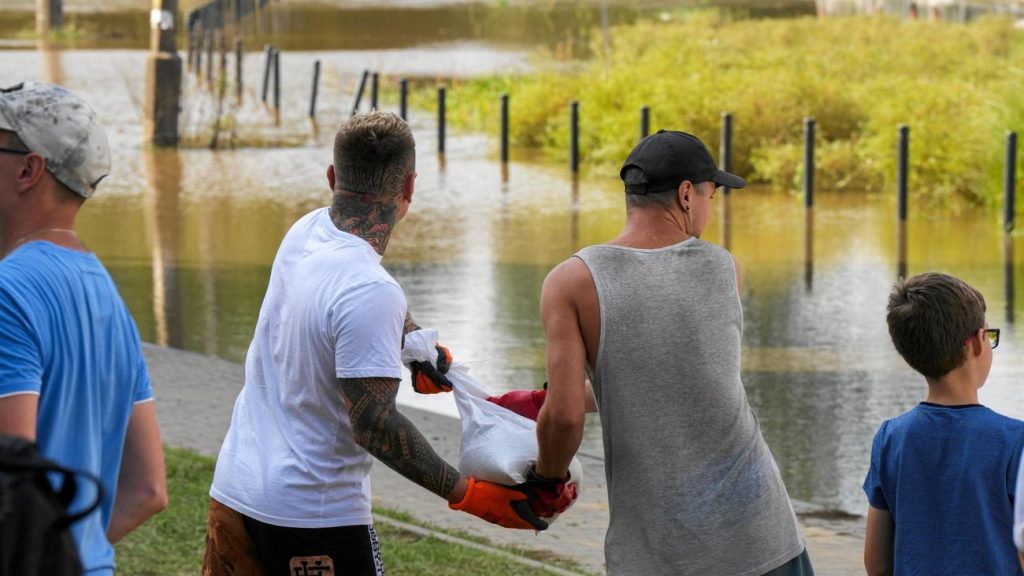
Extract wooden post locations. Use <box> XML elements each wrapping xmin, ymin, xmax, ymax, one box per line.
<box><xmin>804</xmin><ymin>118</ymin><xmax>815</xmax><ymax>208</ymax></box>
<box><xmin>234</xmin><ymin>37</ymin><xmax>243</xmax><ymax>104</ymax></box>
<box><xmin>36</xmin><ymin>0</ymin><xmax>63</xmax><ymax>35</ymax></box>
<box><xmin>260</xmin><ymin>44</ymin><xmax>272</xmax><ymax>103</ymax></box>
<box><xmin>897</xmin><ymin>124</ymin><xmax>910</xmax><ymax>278</ymax></box>
<box><xmin>500</xmin><ymin>93</ymin><xmax>509</xmax><ymax>164</ymax></box>
<box><xmin>309</xmin><ymin>60</ymin><xmax>320</xmax><ymax>118</ymax></box>
<box><xmin>1005</xmin><ymin>131</ymin><xmax>1017</xmax><ymax>232</ymax></box>
<box><xmin>438</xmin><ymin>86</ymin><xmax>447</xmax><ymax>155</ymax></box>
<box><xmin>399</xmin><ymin>78</ymin><xmax>408</xmax><ymax>121</ymax></box>
<box><xmin>570</xmin><ymin>101</ymin><xmax>579</xmax><ymax>174</ymax></box>
<box><xmin>720</xmin><ymin>112</ymin><xmax>733</xmax><ymax>196</ymax></box>
<box><xmin>639</xmin><ymin>106</ymin><xmax>650</xmax><ymax>142</ymax></box>
<box><xmin>143</xmin><ymin>0</ymin><xmax>182</xmax><ymax>146</ymax></box>
<box><xmin>351</xmin><ymin>69</ymin><xmax>369</xmax><ymax>116</ymax></box>
<box><xmin>370</xmin><ymin>71</ymin><xmax>379</xmax><ymax>110</ymax></box>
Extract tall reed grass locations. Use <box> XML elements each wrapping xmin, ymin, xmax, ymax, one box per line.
<box><xmin>444</xmin><ymin>11</ymin><xmax>1024</xmax><ymax>206</ymax></box>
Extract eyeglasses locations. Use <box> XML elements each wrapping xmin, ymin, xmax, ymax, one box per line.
<box><xmin>985</xmin><ymin>328</ymin><xmax>1000</xmax><ymax>349</ymax></box>
<box><xmin>0</xmin><ymin>147</ymin><xmax>29</xmax><ymax>156</ymax></box>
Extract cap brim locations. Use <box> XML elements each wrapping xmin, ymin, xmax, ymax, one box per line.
<box><xmin>711</xmin><ymin>170</ymin><xmax>745</xmax><ymax>190</ymax></box>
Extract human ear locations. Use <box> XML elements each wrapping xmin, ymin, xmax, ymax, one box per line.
<box><xmin>15</xmin><ymin>153</ymin><xmax>46</xmax><ymax>193</ymax></box>
<box><xmin>326</xmin><ymin>164</ymin><xmax>336</xmax><ymax>191</ymax></box>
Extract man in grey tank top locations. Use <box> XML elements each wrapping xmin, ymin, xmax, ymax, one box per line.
<box><xmin>532</xmin><ymin>131</ymin><xmax>812</xmax><ymax>575</ymax></box>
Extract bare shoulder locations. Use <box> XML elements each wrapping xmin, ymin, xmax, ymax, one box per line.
<box><xmin>542</xmin><ymin>256</ymin><xmax>594</xmax><ymax>300</ymax></box>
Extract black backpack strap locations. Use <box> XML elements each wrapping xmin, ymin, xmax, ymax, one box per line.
<box><xmin>0</xmin><ymin>436</ymin><xmax>104</xmax><ymax>528</ymax></box>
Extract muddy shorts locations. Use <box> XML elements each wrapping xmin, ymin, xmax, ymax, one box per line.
<box><xmin>203</xmin><ymin>498</ymin><xmax>385</xmax><ymax>576</ymax></box>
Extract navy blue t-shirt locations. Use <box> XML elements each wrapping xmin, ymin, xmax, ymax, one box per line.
<box><xmin>864</xmin><ymin>402</ymin><xmax>1024</xmax><ymax>575</ymax></box>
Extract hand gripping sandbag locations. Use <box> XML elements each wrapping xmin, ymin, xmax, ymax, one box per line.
<box><xmin>402</xmin><ymin>330</ymin><xmax>583</xmax><ymax>520</ymax></box>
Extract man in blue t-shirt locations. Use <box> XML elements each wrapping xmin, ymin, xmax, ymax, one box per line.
<box><xmin>864</xmin><ymin>272</ymin><xmax>1024</xmax><ymax>575</ymax></box>
<box><xmin>0</xmin><ymin>82</ymin><xmax>167</xmax><ymax>575</ymax></box>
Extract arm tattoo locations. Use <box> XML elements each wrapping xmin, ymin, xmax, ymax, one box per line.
<box><xmin>339</xmin><ymin>376</ymin><xmax>460</xmax><ymax>499</ymax></box>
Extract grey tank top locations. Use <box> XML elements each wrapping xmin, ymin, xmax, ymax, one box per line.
<box><xmin>576</xmin><ymin>238</ymin><xmax>804</xmax><ymax>576</ymax></box>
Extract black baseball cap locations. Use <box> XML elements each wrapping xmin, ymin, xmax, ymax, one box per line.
<box><xmin>620</xmin><ymin>130</ymin><xmax>745</xmax><ymax>195</ymax></box>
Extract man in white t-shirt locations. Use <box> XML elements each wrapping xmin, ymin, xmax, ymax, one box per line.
<box><xmin>202</xmin><ymin>111</ymin><xmax>574</xmax><ymax>576</ymax></box>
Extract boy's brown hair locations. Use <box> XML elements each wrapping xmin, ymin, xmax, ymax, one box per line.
<box><xmin>886</xmin><ymin>272</ymin><xmax>986</xmax><ymax>379</ymax></box>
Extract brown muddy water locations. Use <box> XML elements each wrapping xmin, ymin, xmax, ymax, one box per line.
<box><xmin>2</xmin><ymin>4</ymin><xmax>1021</xmax><ymax>516</ymax></box>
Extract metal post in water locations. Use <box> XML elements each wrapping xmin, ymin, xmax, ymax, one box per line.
<box><xmin>1005</xmin><ymin>131</ymin><xmax>1017</xmax><ymax>232</ymax></box>
<box><xmin>260</xmin><ymin>44</ymin><xmax>271</xmax><ymax>103</ymax></box>
<box><xmin>272</xmin><ymin>48</ymin><xmax>280</xmax><ymax>114</ymax></box>
<box><xmin>309</xmin><ymin>59</ymin><xmax>321</xmax><ymax>118</ymax></box>
<box><xmin>370</xmin><ymin>71</ymin><xmax>379</xmax><ymax>111</ymax></box>
<box><xmin>234</xmin><ymin>37</ymin><xmax>242</xmax><ymax>103</ymax></box>
<box><xmin>351</xmin><ymin>69</ymin><xmax>369</xmax><ymax>116</ymax></box>
<box><xmin>720</xmin><ymin>112</ymin><xmax>733</xmax><ymax>196</ymax></box>
<box><xmin>205</xmin><ymin>28</ymin><xmax>215</xmax><ymax>88</ymax></box>
<box><xmin>36</xmin><ymin>0</ymin><xmax>63</xmax><ymax>36</ymax></box>
<box><xmin>500</xmin><ymin>93</ymin><xmax>509</xmax><ymax>164</ymax></box>
<box><xmin>898</xmin><ymin>124</ymin><xmax>909</xmax><ymax>223</ymax></box>
<box><xmin>640</xmin><ymin>106</ymin><xmax>650</xmax><ymax>141</ymax></box>
<box><xmin>804</xmin><ymin>118</ymin><xmax>815</xmax><ymax>208</ymax></box>
<box><xmin>897</xmin><ymin>124</ymin><xmax>910</xmax><ymax>278</ymax></box>
<box><xmin>399</xmin><ymin>78</ymin><xmax>408</xmax><ymax>121</ymax></box>
<box><xmin>438</xmin><ymin>86</ymin><xmax>447</xmax><ymax>155</ymax></box>
<box><xmin>570</xmin><ymin>100</ymin><xmax>579</xmax><ymax>174</ymax></box>
<box><xmin>1005</xmin><ymin>235</ymin><xmax>1015</xmax><ymax>324</ymax></box>
<box><xmin>143</xmin><ymin>0</ymin><xmax>181</xmax><ymax>146</ymax></box>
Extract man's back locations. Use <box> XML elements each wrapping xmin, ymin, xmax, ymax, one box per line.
<box><xmin>211</xmin><ymin>207</ymin><xmax>408</xmax><ymax>528</ymax></box>
<box><xmin>0</xmin><ymin>241</ymin><xmax>152</xmax><ymax>573</ymax></box>
<box><xmin>576</xmin><ymin>238</ymin><xmax>803</xmax><ymax>576</ymax></box>
<box><xmin>865</xmin><ymin>403</ymin><xmax>1024</xmax><ymax>575</ymax></box>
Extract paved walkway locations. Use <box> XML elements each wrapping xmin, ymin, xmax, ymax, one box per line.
<box><xmin>144</xmin><ymin>343</ymin><xmax>866</xmax><ymax>575</ymax></box>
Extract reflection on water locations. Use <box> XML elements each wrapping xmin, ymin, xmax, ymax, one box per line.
<box><xmin>5</xmin><ymin>46</ymin><xmax>1024</xmax><ymax>516</ymax></box>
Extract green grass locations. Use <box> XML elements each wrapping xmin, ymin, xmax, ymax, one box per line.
<box><xmin>114</xmin><ymin>447</ymin><xmax>575</xmax><ymax>575</ymax></box>
<box><xmin>436</xmin><ymin>11</ymin><xmax>1024</xmax><ymax>207</ymax></box>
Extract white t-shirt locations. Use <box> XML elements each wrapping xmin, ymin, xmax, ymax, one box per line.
<box><xmin>211</xmin><ymin>207</ymin><xmax>407</xmax><ymax>528</ymax></box>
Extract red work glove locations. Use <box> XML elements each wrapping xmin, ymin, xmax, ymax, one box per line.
<box><xmin>487</xmin><ymin>389</ymin><xmax>547</xmax><ymax>421</ymax></box>
<box><xmin>449</xmin><ymin>477</ymin><xmax>549</xmax><ymax>530</ymax></box>
<box><xmin>408</xmin><ymin>343</ymin><xmax>453</xmax><ymax>394</ymax></box>
<box><xmin>523</xmin><ymin>466</ymin><xmax>578</xmax><ymax>519</ymax></box>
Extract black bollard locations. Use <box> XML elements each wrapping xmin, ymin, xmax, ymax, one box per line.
<box><xmin>399</xmin><ymin>78</ymin><xmax>408</xmax><ymax>121</ymax></box>
<box><xmin>206</xmin><ymin>28</ymin><xmax>215</xmax><ymax>88</ymax></box>
<box><xmin>804</xmin><ymin>118</ymin><xmax>815</xmax><ymax>208</ymax></box>
<box><xmin>272</xmin><ymin>48</ymin><xmax>280</xmax><ymax>113</ymax></box>
<box><xmin>351</xmin><ymin>69</ymin><xmax>369</xmax><ymax>116</ymax></box>
<box><xmin>234</xmin><ymin>37</ymin><xmax>242</xmax><ymax>103</ymax></box>
<box><xmin>1005</xmin><ymin>131</ymin><xmax>1017</xmax><ymax>233</ymax></box>
<box><xmin>500</xmin><ymin>93</ymin><xmax>509</xmax><ymax>164</ymax></box>
<box><xmin>570</xmin><ymin>101</ymin><xmax>579</xmax><ymax>174</ymax></box>
<box><xmin>309</xmin><ymin>59</ymin><xmax>321</xmax><ymax>118</ymax></box>
<box><xmin>898</xmin><ymin>125</ymin><xmax>909</xmax><ymax>223</ymax></box>
<box><xmin>438</xmin><ymin>86</ymin><xmax>447</xmax><ymax>155</ymax></box>
<box><xmin>370</xmin><ymin>71</ymin><xmax>379</xmax><ymax>111</ymax></box>
<box><xmin>720</xmin><ymin>112</ymin><xmax>733</xmax><ymax>195</ymax></box>
<box><xmin>260</xmin><ymin>43</ymin><xmax>272</xmax><ymax>103</ymax></box>
<box><xmin>640</xmin><ymin>106</ymin><xmax>650</xmax><ymax>142</ymax></box>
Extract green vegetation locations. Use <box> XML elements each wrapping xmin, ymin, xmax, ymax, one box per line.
<box><xmin>115</xmin><ymin>447</ymin><xmax>577</xmax><ymax>575</ymax></box>
<box><xmin>442</xmin><ymin>12</ymin><xmax>1024</xmax><ymax>206</ymax></box>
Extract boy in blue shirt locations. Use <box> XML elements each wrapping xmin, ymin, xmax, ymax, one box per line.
<box><xmin>864</xmin><ymin>272</ymin><xmax>1024</xmax><ymax>575</ymax></box>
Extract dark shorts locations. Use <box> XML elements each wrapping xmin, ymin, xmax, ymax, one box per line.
<box><xmin>761</xmin><ymin>548</ymin><xmax>814</xmax><ymax>576</ymax></box>
<box><xmin>203</xmin><ymin>498</ymin><xmax>385</xmax><ymax>576</ymax></box>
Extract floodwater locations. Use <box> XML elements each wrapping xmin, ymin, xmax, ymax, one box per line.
<box><xmin>2</xmin><ymin>1</ymin><xmax>1022</xmax><ymax>517</ymax></box>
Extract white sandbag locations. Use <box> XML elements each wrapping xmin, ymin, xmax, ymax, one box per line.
<box><xmin>402</xmin><ymin>329</ymin><xmax>583</xmax><ymax>505</ymax></box>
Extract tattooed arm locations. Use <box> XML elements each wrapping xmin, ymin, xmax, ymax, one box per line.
<box><xmin>403</xmin><ymin>311</ymin><xmax>421</xmax><ymax>335</ymax></box>
<box><xmin>339</xmin><ymin>376</ymin><xmax>466</xmax><ymax>502</ymax></box>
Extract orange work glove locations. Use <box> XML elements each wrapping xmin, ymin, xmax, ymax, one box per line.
<box><xmin>408</xmin><ymin>343</ymin><xmax>453</xmax><ymax>394</ymax></box>
<box><xmin>486</xmin><ymin>389</ymin><xmax>547</xmax><ymax>421</ymax></box>
<box><xmin>449</xmin><ymin>478</ymin><xmax>549</xmax><ymax>530</ymax></box>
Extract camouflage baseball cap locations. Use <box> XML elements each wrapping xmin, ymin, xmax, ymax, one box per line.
<box><xmin>0</xmin><ymin>82</ymin><xmax>111</xmax><ymax>198</ymax></box>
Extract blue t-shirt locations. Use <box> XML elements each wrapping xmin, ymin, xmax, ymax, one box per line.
<box><xmin>0</xmin><ymin>242</ymin><xmax>153</xmax><ymax>575</ymax></box>
<box><xmin>864</xmin><ymin>402</ymin><xmax>1024</xmax><ymax>576</ymax></box>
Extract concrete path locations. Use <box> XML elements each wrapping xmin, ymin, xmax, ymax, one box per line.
<box><xmin>144</xmin><ymin>343</ymin><xmax>866</xmax><ymax>575</ymax></box>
